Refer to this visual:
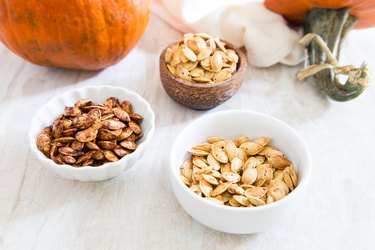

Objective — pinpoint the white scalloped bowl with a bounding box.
[29,85,155,181]
[170,110,311,234]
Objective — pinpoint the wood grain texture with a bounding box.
[1,14,375,250]
[159,41,247,110]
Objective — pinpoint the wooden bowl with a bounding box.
[159,41,247,110]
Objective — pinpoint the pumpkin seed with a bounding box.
[233,136,251,147]
[222,172,241,183]
[103,150,119,162]
[228,196,241,207]
[201,174,219,186]
[97,140,117,150]
[240,142,263,155]
[199,179,213,197]
[207,153,221,170]
[244,186,268,198]
[210,51,223,73]
[233,195,250,206]
[211,145,228,163]
[165,48,173,64]
[58,146,84,157]
[242,167,257,185]
[193,76,212,83]
[179,135,298,208]
[228,184,245,195]
[247,195,266,206]
[224,140,237,161]
[75,127,98,142]
[230,157,243,173]
[37,133,51,155]
[101,119,125,131]
[176,65,191,81]
[268,155,292,169]
[120,141,137,150]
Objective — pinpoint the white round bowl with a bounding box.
[170,110,311,234]
[29,85,155,181]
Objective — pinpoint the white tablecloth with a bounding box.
[0,15,374,250]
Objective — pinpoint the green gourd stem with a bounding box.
[303,8,365,101]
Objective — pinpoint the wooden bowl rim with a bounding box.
[160,39,247,89]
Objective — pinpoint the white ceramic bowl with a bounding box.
[29,85,155,181]
[170,110,311,234]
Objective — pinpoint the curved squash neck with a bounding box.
[303,8,364,101]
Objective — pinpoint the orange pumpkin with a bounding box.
[0,0,151,70]
[265,0,375,29]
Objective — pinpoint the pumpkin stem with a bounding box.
[299,8,369,101]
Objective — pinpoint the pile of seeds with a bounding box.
[180,136,298,207]
[165,33,239,83]
[36,97,143,167]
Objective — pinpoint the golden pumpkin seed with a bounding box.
[181,45,197,62]
[240,142,263,155]
[233,136,251,147]
[207,136,224,144]
[224,140,237,161]
[192,157,208,168]
[190,67,204,77]
[211,145,228,163]
[176,65,192,81]
[226,49,239,63]
[243,157,259,171]
[204,70,214,78]
[228,196,241,207]
[222,172,241,183]
[289,164,298,187]
[233,195,250,206]
[193,76,212,83]
[186,38,200,54]
[199,179,213,197]
[268,155,292,169]
[182,61,198,71]
[181,175,191,186]
[211,182,232,196]
[230,157,243,173]
[207,153,221,170]
[167,64,176,76]
[165,48,172,63]
[268,185,285,201]
[283,167,294,191]
[242,167,257,185]
[253,137,272,147]
[244,186,268,198]
[228,184,245,195]
[210,51,223,73]
[196,47,213,61]
[202,174,219,186]
[247,196,266,206]
[214,36,226,52]
[220,162,231,173]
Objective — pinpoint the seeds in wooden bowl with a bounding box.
[165,33,239,83]
[36,97,143,167]
[179,136,298,207]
